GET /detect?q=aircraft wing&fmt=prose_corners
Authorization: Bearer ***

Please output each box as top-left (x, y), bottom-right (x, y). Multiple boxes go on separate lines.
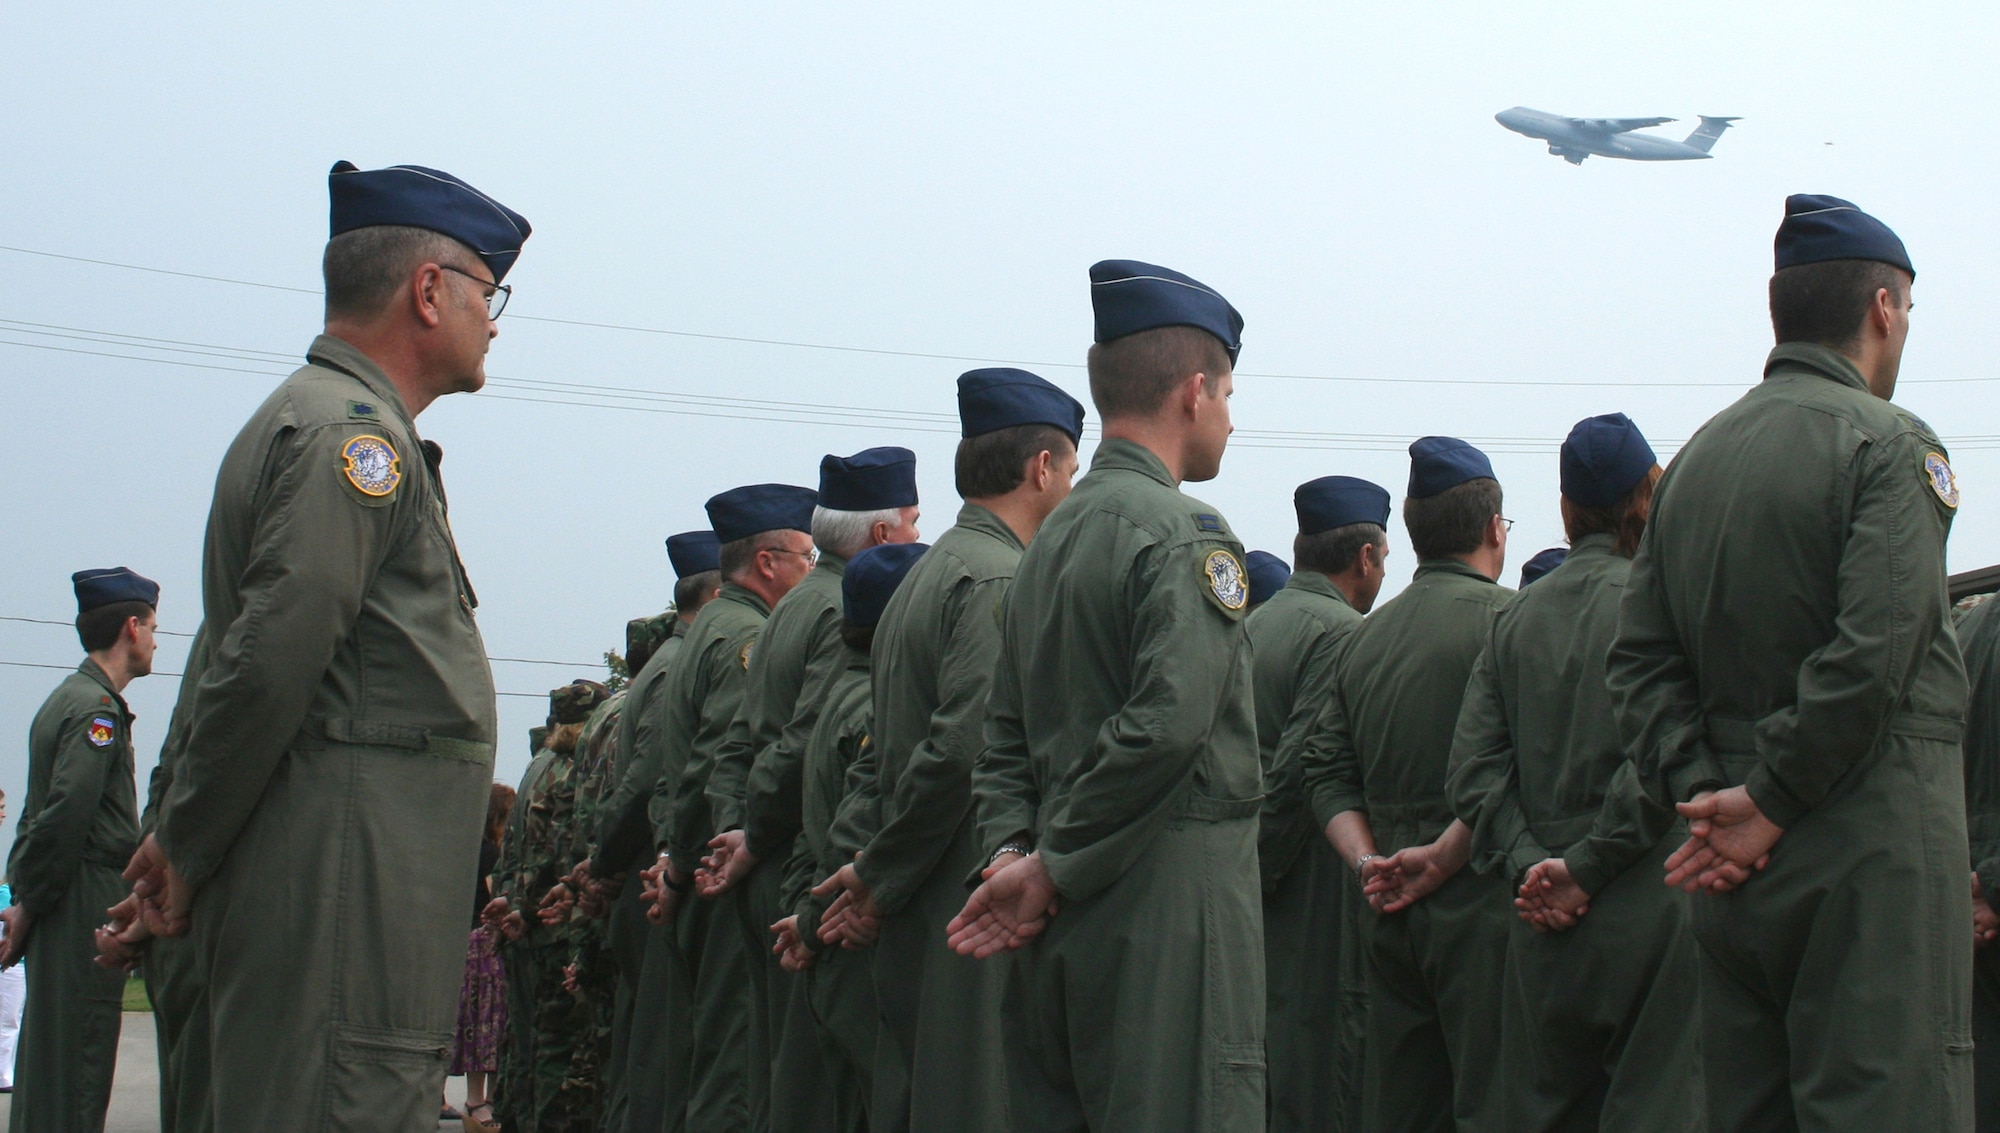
top-left (1571, 116), bottom-right (1676, 134)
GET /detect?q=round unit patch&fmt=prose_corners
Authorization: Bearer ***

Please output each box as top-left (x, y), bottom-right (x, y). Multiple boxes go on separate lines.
top-left (342, 434), bottom-right (402, 497)
top-left (740, 641), bottom-right (755, 670)
top-left (1923, 452), bottom-right (1959, 509)
top-left (1203, 549), bottom-right (1249, 612)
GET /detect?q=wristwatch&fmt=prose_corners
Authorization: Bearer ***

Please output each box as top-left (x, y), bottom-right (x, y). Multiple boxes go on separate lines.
top-left (990, 841), bottom-right (1033, 867)
top-left (1354, 853), bottom-right (1378, 880)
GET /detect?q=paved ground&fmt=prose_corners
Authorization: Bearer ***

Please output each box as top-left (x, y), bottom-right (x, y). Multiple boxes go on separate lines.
top-left (0, 1014), bottom-right (471, 1130)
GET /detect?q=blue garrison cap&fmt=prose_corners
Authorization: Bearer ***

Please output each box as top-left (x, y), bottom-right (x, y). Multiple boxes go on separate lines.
top-left (1245, 551), bottom-right (1291, 606)
top-left (1560, 413), bottom-right (1657, 509)
top-left (819, 447), bottom-right (918, 512)
top-left (1089, 260), bottom-right (1244, 364)
top-left (328, 161), bottom-right (532, 283)
top-left (1407, 437), bottom-right (1497, 499)
top-left (958, 368), bottom-right (1086, 445)
top-left (842, 542), bottom-right (929, 629)
top-left (705, 484), bottom-right (818, 544)
top-left (73, 567), bottom-right (158, 614)
top-left (1520, 547), bottom-right (1568, 588)
top-left (1774, 194), bottom-right (1913, 279)
top-left (1295, 475), bottom-right (1392, 536)
top-left (665, 530), bottom-right (721, 578)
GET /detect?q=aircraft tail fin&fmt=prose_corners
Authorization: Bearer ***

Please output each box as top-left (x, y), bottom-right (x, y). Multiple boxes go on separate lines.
top-left (1684, 116), bottom-right (1740, 153)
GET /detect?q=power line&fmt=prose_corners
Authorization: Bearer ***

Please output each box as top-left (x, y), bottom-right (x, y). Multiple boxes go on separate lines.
top-left (0, 615), bottom-right (597, 667)
top-left (6, 243), bottom-right (1991, 388)
top-left (0, 657), bottom-right (559, 700)
top-left (12, 317), bottom-right (2000, 453)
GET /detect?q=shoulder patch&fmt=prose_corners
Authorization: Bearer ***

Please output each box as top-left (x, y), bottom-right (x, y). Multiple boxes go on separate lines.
top-left (1193, 513), bottom-right (1225, 534)
top-left (346, 400), bottom-right (381, 421)
top-left (87, 716), bottom-right (116, 747)
top-left (1924, 452), bottom-right (1959, 509)
top-left (740, 640), bottom-right (755, 670)
top-left (1202, 548), bottom-right (1249, 614)
top-left (341, 434), bottom-right (402, 498)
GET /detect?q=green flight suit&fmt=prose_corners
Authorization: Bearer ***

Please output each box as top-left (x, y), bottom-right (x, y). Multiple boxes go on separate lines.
top-left (1445, 535), bottom-right (1700, 1133)
top-left (853, 503), bottom-right (1021, 1133)
top-left (781, 650), bottom-right (878, 1133)
top-left (1302, 557), bottom-right (1513, 1133)
top-left (972, 438), bottom-right (1265, 1133)
top-left (494, 742), bottom-right (559, 1131)
top-left (1958, 594), bottom-right (2000, 1131)
top-left (1608, 342), bottom-right (1971, 1132)
top-left (139, 695), bottom-right (212, 1133)
top-left (6, 659), bottom-right (139, 1133)
top-left (723, 554), bottom-right (848, 1133)
top-left (156, 334), bottom-right (498, 1133)
top-left (1245, 572), bottom-right (1366, 1133)
top-left (661, 584), bottom-right (772, 1133)
top-left (598, 621), bottom-right (689, 1133)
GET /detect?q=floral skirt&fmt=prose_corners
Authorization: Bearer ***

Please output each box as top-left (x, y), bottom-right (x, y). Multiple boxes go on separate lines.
top-left (449, 925), bottom-right (507, 1075)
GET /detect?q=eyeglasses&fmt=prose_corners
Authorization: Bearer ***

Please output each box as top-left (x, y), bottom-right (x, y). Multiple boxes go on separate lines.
top-left (768, 546), bottom-right (819, 566)
top-left (441, 264), bottom-right (511, 321)
top-left (1498, 517), bottom-right (1516, 532)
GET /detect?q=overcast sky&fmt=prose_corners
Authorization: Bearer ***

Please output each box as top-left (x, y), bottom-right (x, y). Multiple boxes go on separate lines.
top-left (4, 2), bottom-right (1997, 818)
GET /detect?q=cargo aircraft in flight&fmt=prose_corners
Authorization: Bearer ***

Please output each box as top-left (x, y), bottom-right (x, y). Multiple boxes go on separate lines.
top-left (1495, 107), bottom-right (1740, 165)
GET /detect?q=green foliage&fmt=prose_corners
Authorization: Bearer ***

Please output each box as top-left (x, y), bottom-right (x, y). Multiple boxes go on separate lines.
top-left (603, 649), bottom-right (629, 694)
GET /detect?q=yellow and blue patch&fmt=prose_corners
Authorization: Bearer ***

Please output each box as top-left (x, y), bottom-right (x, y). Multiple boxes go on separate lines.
top-left (1924, 452), bottom-right (1959, 509)
top-left (1202, 548), bottom-right (1249, 613)
top-left (341, 434), bottom-right (402, 498)
top-left (87, 716), bottom-right (115, 747)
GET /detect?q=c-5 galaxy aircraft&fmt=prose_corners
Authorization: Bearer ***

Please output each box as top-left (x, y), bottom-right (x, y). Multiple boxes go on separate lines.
top-left (1495, 107), bottom-right (1740, 164)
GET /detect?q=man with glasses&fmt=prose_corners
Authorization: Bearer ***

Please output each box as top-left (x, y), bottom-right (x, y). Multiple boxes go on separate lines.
top-left (1300, 437), bottom-right (1513, 1133)
top-left (123, 160), bottom-right (530, 1132)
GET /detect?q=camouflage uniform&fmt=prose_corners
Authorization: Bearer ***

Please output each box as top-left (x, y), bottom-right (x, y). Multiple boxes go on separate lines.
top-left (553, 688), bottom-right (628, 1129)
top-left (493, 727), bottom-right (555, 1132)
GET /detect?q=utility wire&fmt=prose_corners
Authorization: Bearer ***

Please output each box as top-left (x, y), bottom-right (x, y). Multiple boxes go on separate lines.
top-left (0, 615), bottom-right (597, 667)
top-left (0, 658), bottom-right (558, 700)
top-left (5, 243), bottom-right (1991, 388)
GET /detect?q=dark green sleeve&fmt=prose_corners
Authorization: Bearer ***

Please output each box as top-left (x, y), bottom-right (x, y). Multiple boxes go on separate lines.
top-left (1563, 759), bottom-right (1676, 896)
top-left (159, 424), bottom-right (402, 889)
top-left (1037, 541), bottom-right (1251, 902)
top-left (1607, 519), bottom-right (1727, 812)
top-left (1741, 432), bottom-right (1955, 828)
top-left (1300, 633), bottom-right (1367, 829)
top-left (970, 608), bottom-right (1038, 884)
top-left (859, 576), bottom-right (1004, 915)
top-left (595, 671), bottom-right (671, 876)
top-left (1444, 636), bottom-right (1549, 882)
top-left (745, 606), bottom-right (844, 861)
top-left (669, 630), bottom-right (758, 870)
top-left (1257, 619), bottom-right (1343, 894)
top-left (9, 702), bottom-right (115, 917)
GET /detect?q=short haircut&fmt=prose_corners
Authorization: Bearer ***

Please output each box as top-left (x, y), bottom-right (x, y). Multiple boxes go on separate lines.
top-left (838, 620), bottom-right (877, 655)
top-left (1564, 464), bottom-right (1662, 557)
top-left (1403, 478), bottom-right (1503, 561)
top-left (674, 570), bottom-right (722, 616)
top-left (1086, 325), bottom-right (1232, 421)
top-left (76, 600), bottom-right (152, 653)
top-left (1295, 522), bottom-right (1387, 576)
top-left (719, 530), bottom-right (797, 580)
top-left (813, 506), bottom-right (908, 561)
top-left (955, 424), bottom-right (1075, 500)
top-left (1769, 259), bottom-right (1910, 350)
top-left (322, 225), bottom-right (469, 321)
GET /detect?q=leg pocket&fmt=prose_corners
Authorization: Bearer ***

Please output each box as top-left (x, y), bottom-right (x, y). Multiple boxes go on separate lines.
top-left (328, 1021), bottom-right (451, 1132)
top-left (1211, 1039), bottom-right (1267, 1131)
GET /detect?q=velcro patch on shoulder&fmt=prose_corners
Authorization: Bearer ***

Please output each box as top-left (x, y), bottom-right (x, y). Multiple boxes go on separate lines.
top-left (1200, 547), bottom-right (1249, 618)
top-left (87, 716), bottom-right (116, 747)
top-left (1923, 451), bottom-right (1959, 509)
top-left (340, 433), bottom-right (402, 501)
top-left (346, 400), bottom-right (381, 421)
top-left (1193, 513), bottom-right (1226, 534)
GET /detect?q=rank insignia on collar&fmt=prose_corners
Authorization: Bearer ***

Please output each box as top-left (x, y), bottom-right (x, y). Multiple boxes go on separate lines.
top-left (1923, 452), bottom-right (1959, 509)
top-left (1203, 548), bottom-right (1249, 612)
top-left (87, 716), bottom-right (115, 747)
top-left (342, 434), bottom-right (402, 498)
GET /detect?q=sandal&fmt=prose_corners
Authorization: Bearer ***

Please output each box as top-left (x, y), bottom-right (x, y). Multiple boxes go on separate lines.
top-left (463, 1101), bottom-right (501, 1133)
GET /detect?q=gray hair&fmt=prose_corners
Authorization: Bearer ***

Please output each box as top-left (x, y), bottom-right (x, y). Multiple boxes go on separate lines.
top-left (813, 506), bottom-right (908, 560)
top-left (322, 225), bottom-right (470, 320)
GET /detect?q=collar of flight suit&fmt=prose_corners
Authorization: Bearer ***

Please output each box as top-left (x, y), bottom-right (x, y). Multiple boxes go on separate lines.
top-left (716, 580), bottom-right (774, 618)
top-left (1411, 557), bottom-right (1500, 586)
top-left (1280, 568), bottom-right (1355, 611)
top-left (1088, 436), bottom-right (1176, 487)
top-left (76, 656), bottom-right (132, 722)
top-left (1563, 532), bottom-right (1619, 563)
top-left (1762, 341), bottom-right (1870, 394)
top-left (953, 501), bottom-right (1026, 553)
top-left (306, 333), bottom-right (416, 425)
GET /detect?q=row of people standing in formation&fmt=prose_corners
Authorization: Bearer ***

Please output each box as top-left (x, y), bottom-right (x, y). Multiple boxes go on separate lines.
top-left (0, 157), bottom-right (1990, 1133)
